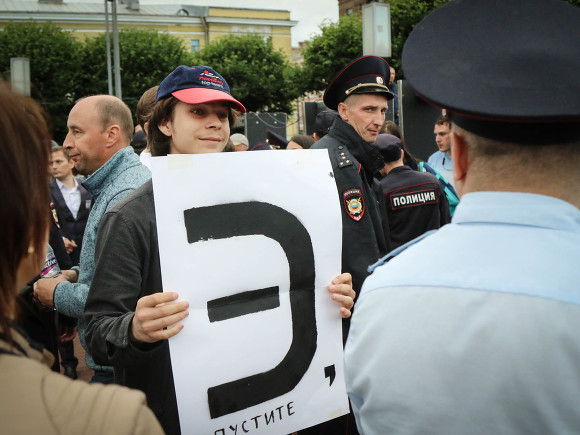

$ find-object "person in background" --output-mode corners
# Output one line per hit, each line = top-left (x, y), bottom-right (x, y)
(49, 146), (90, 379)
(427, 114), (454, 187)
(287, 134), (315, 150)
(387, 66), (399, 125)
(49, 146), (92, 267)
(135, 86), (159, 169)
(380, 120), (418, 170)
(130, 126), (147, 156)
(373, 134), (449, 250)
(345, 1), (580, 433)
(230, 133), (249, 151)
(34, 95), (151, 384)
(313, 110), (339, 141)
(248, 142), (273, 151)
(0, 80), (163, 435)
(267, 129), (289, 149)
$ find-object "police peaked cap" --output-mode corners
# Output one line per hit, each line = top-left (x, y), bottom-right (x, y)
(324, 56), (394, 111)
(266, 129), (289, 149)
(402, 0), (580, 144)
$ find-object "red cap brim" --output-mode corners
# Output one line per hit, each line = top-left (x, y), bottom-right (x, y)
(172, 88), (246, 113)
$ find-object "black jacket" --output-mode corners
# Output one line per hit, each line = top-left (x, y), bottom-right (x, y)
(379, 165), (450, 250)
(311, 117), (390, 302)
(85, 181), (180, 435)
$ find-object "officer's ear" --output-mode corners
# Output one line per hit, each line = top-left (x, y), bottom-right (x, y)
(338, 102), (349, 122)
(451, 130), (469, 197)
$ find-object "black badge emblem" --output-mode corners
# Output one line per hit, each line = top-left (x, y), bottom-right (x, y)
(343, 188), (365, 221)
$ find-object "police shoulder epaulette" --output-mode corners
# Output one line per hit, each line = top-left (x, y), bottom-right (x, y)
(367, 229), (437, 274)
(336, 145), (354, 169)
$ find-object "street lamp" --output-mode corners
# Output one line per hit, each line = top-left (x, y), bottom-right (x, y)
(105, 0), (122, 99)
(362, 2), (392, 58)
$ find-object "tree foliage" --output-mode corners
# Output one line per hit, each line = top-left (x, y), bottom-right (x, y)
(383, 0), (578, 76)
(300, 0), (579, 91)
(0, 25), (193, 142)
(299, 14), (363, 94)
(193, 34), (301, 113)
(386, 0), (450, 75)
(0, 22), (82, 141)
(1, 0), (577, 140)
(79, 29), (194, 119)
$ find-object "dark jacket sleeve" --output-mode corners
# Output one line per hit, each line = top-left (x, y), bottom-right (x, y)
(49, 221), (74, 271)
(85, 209), (163, 368)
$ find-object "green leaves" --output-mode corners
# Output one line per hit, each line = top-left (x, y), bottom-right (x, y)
(79, 29), (194, 119)
(0, 22), (82, 140)
(0, 25), (193, 142)
(194, 34), (301, 113)
(300, 15), (363, 94)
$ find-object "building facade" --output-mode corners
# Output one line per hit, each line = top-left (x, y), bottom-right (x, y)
(0, 0), (297, 59)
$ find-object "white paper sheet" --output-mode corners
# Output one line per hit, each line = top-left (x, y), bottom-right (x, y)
(152, 150), (348, 434)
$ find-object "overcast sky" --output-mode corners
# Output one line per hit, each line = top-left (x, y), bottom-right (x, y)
(72, 0), (340, 46)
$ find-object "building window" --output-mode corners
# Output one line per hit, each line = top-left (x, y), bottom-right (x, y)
(347, 8), (353, 15)
(190, 39), (200, 52)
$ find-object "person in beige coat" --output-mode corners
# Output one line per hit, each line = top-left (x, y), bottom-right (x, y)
(0, 81), (164, 435)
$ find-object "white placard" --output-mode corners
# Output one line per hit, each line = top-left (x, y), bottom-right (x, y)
(152, 150), (348, 434)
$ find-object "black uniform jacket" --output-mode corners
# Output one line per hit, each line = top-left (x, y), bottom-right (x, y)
(311, 117), (390, 296)
(50, 178), (92, 266)
(379, 165), (450, 250)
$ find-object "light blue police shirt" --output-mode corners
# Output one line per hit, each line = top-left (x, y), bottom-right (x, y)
(345, 191), (580, 435)
(427, 150), (454, 188)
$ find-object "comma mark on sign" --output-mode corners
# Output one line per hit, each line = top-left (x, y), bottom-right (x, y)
(325, 365), (336, 387)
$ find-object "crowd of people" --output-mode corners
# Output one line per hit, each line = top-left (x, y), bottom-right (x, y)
(1, 0), (579, 434)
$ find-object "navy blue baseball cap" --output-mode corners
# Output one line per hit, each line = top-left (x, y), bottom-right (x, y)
(323, 56), (394, 111)
(155, 65), (246, 113)
(402, 0), (580, 144)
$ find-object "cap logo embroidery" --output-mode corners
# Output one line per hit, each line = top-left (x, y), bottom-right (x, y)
(343, 188), (365, 221)
(199, 71), (225, 89)
(377, 77), (384, 85)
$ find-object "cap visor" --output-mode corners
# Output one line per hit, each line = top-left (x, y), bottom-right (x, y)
(172, 88), (246, 113)
(351, 87), (395, 100)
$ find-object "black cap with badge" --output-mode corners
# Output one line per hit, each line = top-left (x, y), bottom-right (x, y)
(402, 0), (580, 144)
(323, 56), (394, 111)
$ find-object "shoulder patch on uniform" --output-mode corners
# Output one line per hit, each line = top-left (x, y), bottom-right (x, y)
(343, 188), (365, 221)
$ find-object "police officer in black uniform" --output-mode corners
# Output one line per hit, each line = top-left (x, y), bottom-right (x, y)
(311, 56), (393, 301)
(302, 55), (393, 435)
(374, 133), (450, 250)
